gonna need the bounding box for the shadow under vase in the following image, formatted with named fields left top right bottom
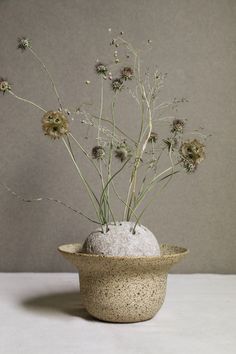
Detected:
left=21, top=288, right=95, bottom=321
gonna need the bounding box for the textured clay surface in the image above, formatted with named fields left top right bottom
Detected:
left=82, top=222, right=160, bottom=256
left=58, top=243, right=188, bottom=323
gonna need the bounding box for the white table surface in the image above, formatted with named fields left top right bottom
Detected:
left=0, top=273, right=235, bottom=354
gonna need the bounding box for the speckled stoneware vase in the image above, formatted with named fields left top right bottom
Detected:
left=58, top=243, right=188, bottom=323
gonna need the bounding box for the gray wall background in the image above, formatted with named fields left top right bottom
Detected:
left=0, top=0, right=235, bottom=273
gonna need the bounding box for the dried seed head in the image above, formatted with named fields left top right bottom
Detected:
left=42, top=111, right=69, bottom=139
left=95, top=63, right=108, bottom=75
left=179, top=139, right=205, bottom=173
left=17, top=37, right=31, bottom=51
left=91, top=145, right=105, bottom=160
left=171, top=119, right=185, bottom=133
left=0, top=78, right=11, bottom=94
left=148, top=132, right=158, bottom=143
left=121, top=67, right=134, bottom=81
left=111, top=78, right=123, bottom=92
left=115, top=143, right=131, bottom=162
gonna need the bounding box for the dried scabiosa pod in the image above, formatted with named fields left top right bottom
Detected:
left=179, top=139, right=205, bottom=173
left=42, top=111, right=69, bottom=139
left=111, top=78, right=123, bottom=92
left=121, top=67, right=133, bottom=81
left=148, top=132, right=158, bottom=143
left=0, top=78, right=11, bottom=94
left=115, top=142, right=131, bottom=162
left=171, top=119, right=185, bottom=133
left=17, top=37, right=31, bottom=51
left=95, top=63, right=108, bottom=76
left=92, top=146, right=105, bottom=160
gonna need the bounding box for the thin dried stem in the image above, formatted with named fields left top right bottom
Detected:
left=0, top=182, right=100, bottom=225
left=131, top=165, right=175, bottom=216
left=97, top=77, right=104, bottom=143
left=89, top=114, right=137, bottom=145
left=69, top=133, right=112, bottom=222
left=106, top=93, right=117, bottom=223
left=9, top=91, right=46, bottom=113
left=123, top=54, right=144, bottom=220
left=69, top=133, right=102, bottom=180
left=29, top=47, right=63, bottom=110
left=126, top=81, right=153, bottom=221
left=100, top=158, right=131, bottom=212
left=110, top=180, right=139, bottom=222
left=62, top=137, right=102, bottom=224
left=96, top=77, right=107, bottom=218
left=133, top=169, right=179, bottom=232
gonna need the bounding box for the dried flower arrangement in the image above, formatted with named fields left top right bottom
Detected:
left=1, top=32, right=209, bottom=256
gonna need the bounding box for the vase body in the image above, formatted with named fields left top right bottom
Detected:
left=58, top=243, right=188, bottom=323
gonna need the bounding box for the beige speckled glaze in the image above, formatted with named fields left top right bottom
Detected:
left=58, top=243, right=188, bottom=323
